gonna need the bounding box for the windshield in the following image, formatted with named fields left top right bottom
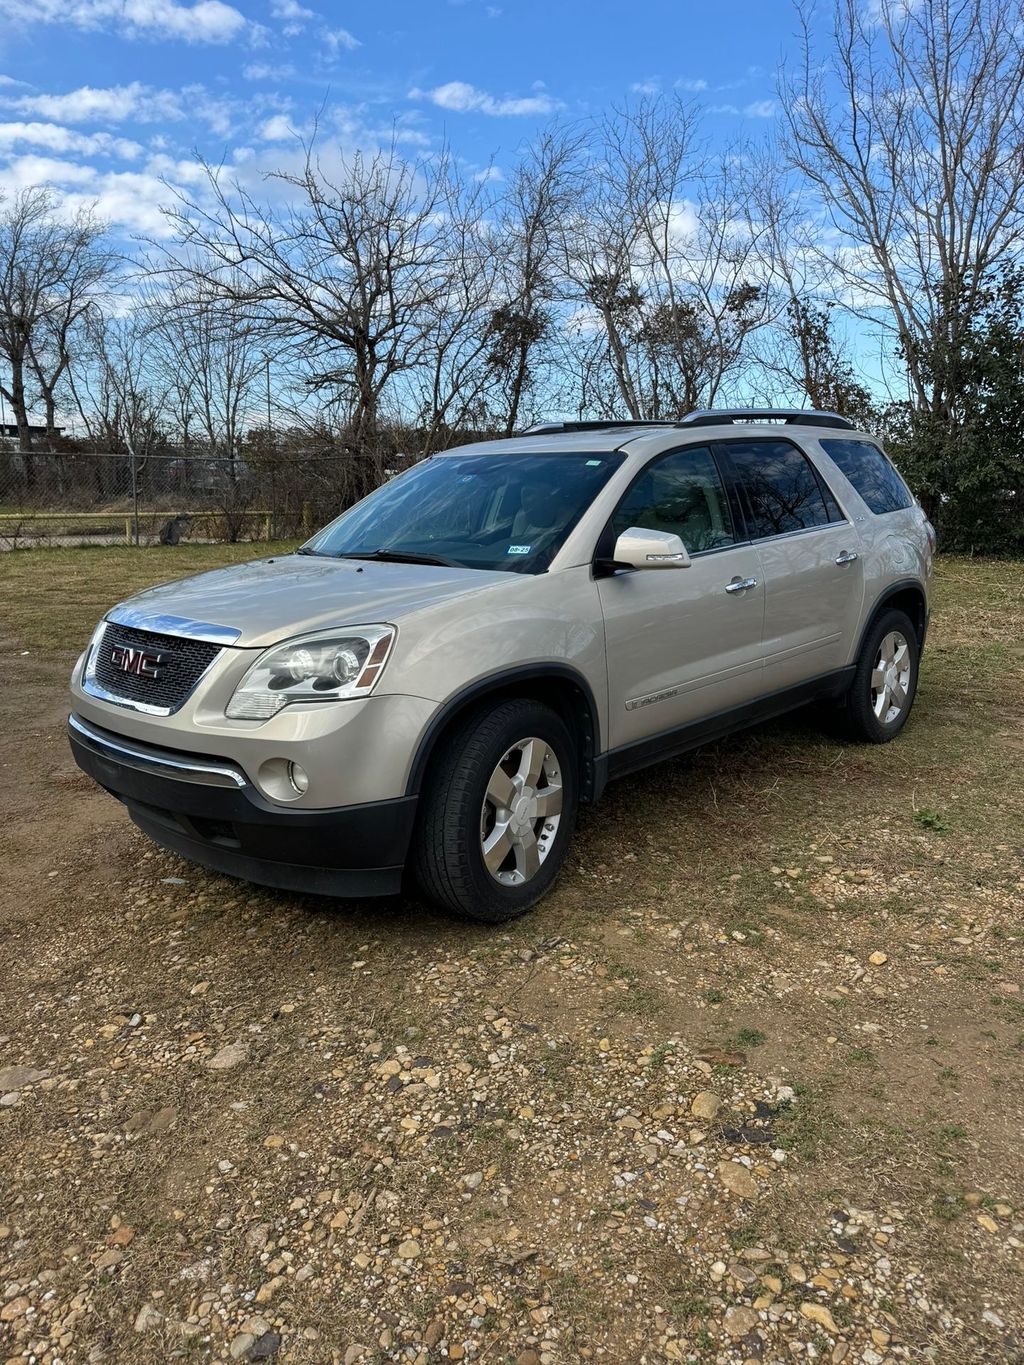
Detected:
left=301, top=451, right=625, bottom=573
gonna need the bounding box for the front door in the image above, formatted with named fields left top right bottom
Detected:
left=597, top=444, right=765, bottom=750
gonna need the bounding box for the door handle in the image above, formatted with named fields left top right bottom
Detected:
left=725, top=577, right=758, bottom=593
left=835, top=551, right=859, bottom=565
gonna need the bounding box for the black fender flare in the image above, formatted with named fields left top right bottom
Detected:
left=853, top=578, right=929, bottom=661
left=406, top=663, right=603, bottom=801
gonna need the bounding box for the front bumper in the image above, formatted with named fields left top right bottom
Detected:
left=69, top=713, right=417, bottom=897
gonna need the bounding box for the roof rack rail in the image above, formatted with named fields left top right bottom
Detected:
left=522, top=419, right=675, bottom=435
left=677, top=408, right=855, bottom=430
left=522, top=410, right=856, bottom=436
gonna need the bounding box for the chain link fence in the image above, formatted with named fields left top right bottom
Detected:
left=0, top=445, right=399, bottom=549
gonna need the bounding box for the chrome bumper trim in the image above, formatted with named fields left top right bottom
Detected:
left=68, top=713, right=248, bottom=789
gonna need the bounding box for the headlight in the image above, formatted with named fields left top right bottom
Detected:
left=79, top=619, right=108, bottom=685
left=225, top=625, right=396, bottom=720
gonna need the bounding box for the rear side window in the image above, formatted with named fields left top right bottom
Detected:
left=819, top=439, right=913, bottom=515
left=723, top=439, right=839, bottom=540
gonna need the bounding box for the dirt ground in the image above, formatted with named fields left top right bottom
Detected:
left=1, top=546, right=1022, bottom=1365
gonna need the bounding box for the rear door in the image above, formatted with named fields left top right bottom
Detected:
left=717, top=437, right=865, bottom=690
left=596, top=443, right=765, bottom=749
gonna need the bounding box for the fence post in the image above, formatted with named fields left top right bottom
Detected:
left=125, top=516, right=131, bottom=545
left=264, top=511, right=271, bottom=541
left=302, top=502, right=312, bottom=536
left=130, top=448, right=140, bottom=547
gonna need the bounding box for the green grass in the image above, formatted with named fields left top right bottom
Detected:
left=845, top=1047, right=878, bottom=1067
left=0, top=539, right=301, bottom=653
left=914, top=807, right=949, bottom=832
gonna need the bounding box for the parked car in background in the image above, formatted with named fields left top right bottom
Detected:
left=69, top=409, right=934, bottom=920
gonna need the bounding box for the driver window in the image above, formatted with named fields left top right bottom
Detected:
left=611, top=447, right=735, bottom=554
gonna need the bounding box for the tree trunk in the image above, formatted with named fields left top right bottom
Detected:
left=600, top=310, right=641, bottom=419
left=6, top=360, right=34, bottom=486
left=504, top=334, right=531, bottom=436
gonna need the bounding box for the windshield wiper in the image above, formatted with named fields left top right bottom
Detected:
left=294, top=546, right=320, bottom=556
left=337, top=548, right=458, bottom=568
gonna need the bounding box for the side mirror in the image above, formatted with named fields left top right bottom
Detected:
left=612, top=526, right=691, bottom=570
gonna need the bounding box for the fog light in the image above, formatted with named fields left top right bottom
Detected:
left=256, top=757, right=310, bottom=803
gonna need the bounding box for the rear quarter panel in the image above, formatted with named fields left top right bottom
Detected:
left=807, top=438, right=932, bottom=663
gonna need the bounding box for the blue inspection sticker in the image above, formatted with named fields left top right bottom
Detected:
left=507, top=544, right=532, bottom=555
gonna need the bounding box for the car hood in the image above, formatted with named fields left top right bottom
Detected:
left=109, top=554, right=514, bottom=649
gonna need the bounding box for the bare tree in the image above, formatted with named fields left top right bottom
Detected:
left=71, top=310, right=169, bottom=461
left=162, top=137, right=462, bottom=453
left=486, top=128, right=585, bottom=434
left=781, top=0, right=1024, bottom=416
left=561, top=101, right=681, bottom=418
left=149, top=277, right=267, bottom=475
left=411, top=187, right=504, bottom=454
left=0, top=189, right=116, bottom=471
left=64, top=308, right=171, bottom=540
left=563, top=100, right=768, bottom=419
left=744, top=152, right=868, bottom=414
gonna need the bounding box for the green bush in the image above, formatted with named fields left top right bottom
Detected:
left=886, top=267, right=1024, bottom=557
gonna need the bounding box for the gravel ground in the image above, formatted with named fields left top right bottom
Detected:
left=1, top=548, right=1022, bottom=1365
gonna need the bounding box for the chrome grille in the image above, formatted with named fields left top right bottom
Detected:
left=91, top=622, right=221, bottom=712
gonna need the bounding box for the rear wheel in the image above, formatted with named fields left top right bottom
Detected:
left=413, top=698, right=578, bottom=921
left=843, top=608, right=919, bottom=742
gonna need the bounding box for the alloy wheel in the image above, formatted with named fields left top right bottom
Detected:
left=479, top=736, right=563, bottom=886
left=871, top=629, right=912, bottom=724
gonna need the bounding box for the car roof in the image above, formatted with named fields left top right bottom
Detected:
left=441, top=420, right=870, bottom=460
left=439, top=430, right=651, bottom=456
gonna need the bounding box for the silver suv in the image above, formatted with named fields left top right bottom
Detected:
left=69, top=410, right=933, bottom=921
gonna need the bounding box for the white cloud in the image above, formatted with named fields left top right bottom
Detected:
left=676, top=77, right=708, bottom=93
left=143, top=150, right=218, bottom=184
left=270, top=0, right=312, bottom=35
left=271, top=0, right=312, bottom=18
left=0, top=120, right=142, bottom=157
left=473, top=164, right=503, bottom=182
left=630, top=79, right=660, bottom=96
left=183, top=86, right=239, bottom=138
left=3, top=81, right=240, bottom=136
left=242, top=61, right=296, bottom=80
left=709, top=103, right=740, bottom=115
left=0, top=153, right=158, bottom=232
left=322, top=26, right=360, bottom=51
left=0, top=0, right=250, bottom=43
left=63, top=172, right=180, bottom=235
left=665, top=199, right=700, bottom=245
left=743, top=99, right=776, bottom=118
left=0, top=154, right=99, bottom=190
left=6, top=82, right=184, bottom=123
left=258, top=113, right=298, bottom=140
left=409, top=80, right=558, bottom=117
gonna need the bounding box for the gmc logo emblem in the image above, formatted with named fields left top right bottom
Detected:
left=110, top=644, right=166, bottom=679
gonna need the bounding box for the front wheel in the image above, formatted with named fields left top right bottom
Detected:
left=842, top=608, right=920, bottom=743
left=413, top=698, right=578, bottom=921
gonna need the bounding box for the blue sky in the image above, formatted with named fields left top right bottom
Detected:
left=0, top=0, right=793, bottom=241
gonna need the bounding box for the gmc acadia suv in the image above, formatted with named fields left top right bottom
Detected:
left=68, top=409, right=933, bottom=921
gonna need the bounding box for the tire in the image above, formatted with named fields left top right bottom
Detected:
left=842, top=608, right=920, bottom=743
left=413, top=698, right=579, bottom=921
